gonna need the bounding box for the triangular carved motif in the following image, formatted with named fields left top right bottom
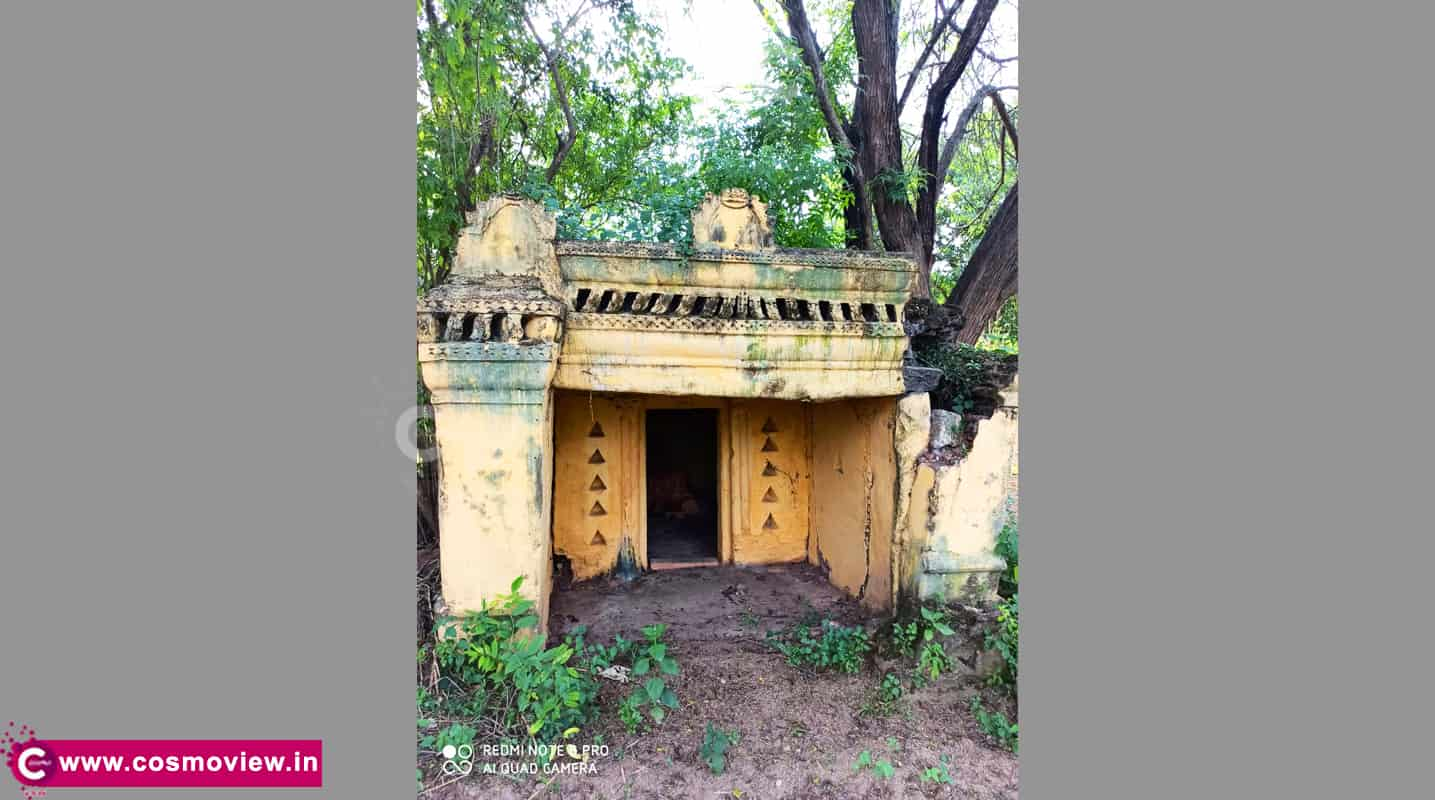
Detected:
left=588, top=421, right=605, bottom=438
left=761, top=437, right=779, bottom=452
left=588, top=449, right=606, bottom=464
left=762, top=513, right=779, bottom=530
left=761, top=417, right=779, bottom=433
left=762, top=461, right=779, bottom=477
left=589, top=475, right=607, bottom=491
left=761, top=487, right=778, bottom=503
left=590, top=501, right=607, bottom=516
left=590, top=530, right=606, bottom=546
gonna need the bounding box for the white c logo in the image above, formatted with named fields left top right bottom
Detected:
left=17, top=746, right=49, bottom=781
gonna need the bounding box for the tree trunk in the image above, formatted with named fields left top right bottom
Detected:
left=945, top=182, right=1017, bottom=343
left=851, top=0, right=922, bottom=268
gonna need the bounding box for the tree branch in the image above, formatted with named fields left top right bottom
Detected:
left=897, top=1, right=965, bottom=115
left=914, top=0, right=998, bottom=259
left=935, top=85, right=1014, bottom=188
left=991, top=92, right=1017, bottom=159
left=781, top=0, right=873, bottom=246
left=523, top=9, right=581, bottom=183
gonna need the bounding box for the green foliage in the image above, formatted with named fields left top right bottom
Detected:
left=879, top=672, right=905, bottom=703
left=995, top=509, right=1019, bottom=598
left=416, top=0, right=693, bottom=290
left=631, top=623, right=680, bottom=677
left=969, top=696, right=1019, bottom=753
left=618, top=624, right=680, bottom=732
left=911, top=340, right=1017, bottom=416
left=859, top=672, right=906, bottom=718
left=699, top=724, right=741, bottom=775
left=975, top=295, right=1019, bottom=353
left=851, top=749, right=893, bottom=778
left=420, top=722, right=477, bottom=754
left=921, top=756, right=957, bottom=785
left=766, top=619, right=872, bottom=674
left=918, top=641, right=954, bottom=682
left=909, top=607, right=957, bottom=687
left=883, top=605, right=954, bottom=658
left=430, top=576, right=599, bottom=742
left=933, top=105, right=1020, bottom=302
left=984, top=594, right=1019, bottom=691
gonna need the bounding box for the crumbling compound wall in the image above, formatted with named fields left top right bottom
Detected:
left=899, top=374, right=1019, bottom=607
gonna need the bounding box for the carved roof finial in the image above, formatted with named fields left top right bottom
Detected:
left=692, top=188, right=774, bottom=251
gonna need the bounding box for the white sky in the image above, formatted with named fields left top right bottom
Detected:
left=635, top=0, right=1018, bottom=123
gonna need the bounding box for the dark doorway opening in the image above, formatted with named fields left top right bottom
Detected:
left=646, top=409, right=719, bottom=566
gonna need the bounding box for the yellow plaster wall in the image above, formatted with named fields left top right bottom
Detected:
left=551, top=392, right=813, bottom=577
left=730, top=399, right=810, bottom=565
left=430, top=399, right=554, bottom=628
left=552, top=392, right=631, bottom=580
left=810, top=397, right=898, bottom=610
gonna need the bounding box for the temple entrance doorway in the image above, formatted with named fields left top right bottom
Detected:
left=644, top=408, right=720, bottom=567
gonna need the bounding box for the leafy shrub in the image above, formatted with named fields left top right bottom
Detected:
left=885, top=605, right=956, bottom=658
left=984, top=594, right=1018, bottom=690
left=921, top=756, right=957, bottom=784
left=699, top=723, right=740, bottom=774
left=766, top=619, right=872, bottom=674
left=911, top=340, right=1018, bottom=417
left=969, top=696, right=1019, bottom=753
left=859, top=672, right=906, bottom=718
left=420, top=722, right=476, bottom=754
left=995, top=511, right=1018, bottom=598
left=619, top=624, right=681, bottom=731
left=918, top=641, right=954, bottom=682
left=430, top=576, right=600, bottom=741
left=851, top=749, right=893, bottom=778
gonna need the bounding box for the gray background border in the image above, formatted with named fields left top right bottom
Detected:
left=1, top=2, right=415, bottom=798
left=2, top=1, right=1432, bottom=798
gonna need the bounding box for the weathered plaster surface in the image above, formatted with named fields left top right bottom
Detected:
left=891, top=393, right=932, bottom=608
left=419, top=193, right=938, bottom=626
left=810, top=398, right=899, bottom=611
left=905, top=377, right=1019, bottom=607
left=551, top=391, right=811, bottom=579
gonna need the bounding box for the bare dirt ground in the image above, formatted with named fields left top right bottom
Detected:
left=434, top=564, right=1017, bottom=800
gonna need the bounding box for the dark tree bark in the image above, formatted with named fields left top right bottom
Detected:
left=945, top=182, right=1016, bottom=343
left=780, top=0, right=1000, bottom=299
